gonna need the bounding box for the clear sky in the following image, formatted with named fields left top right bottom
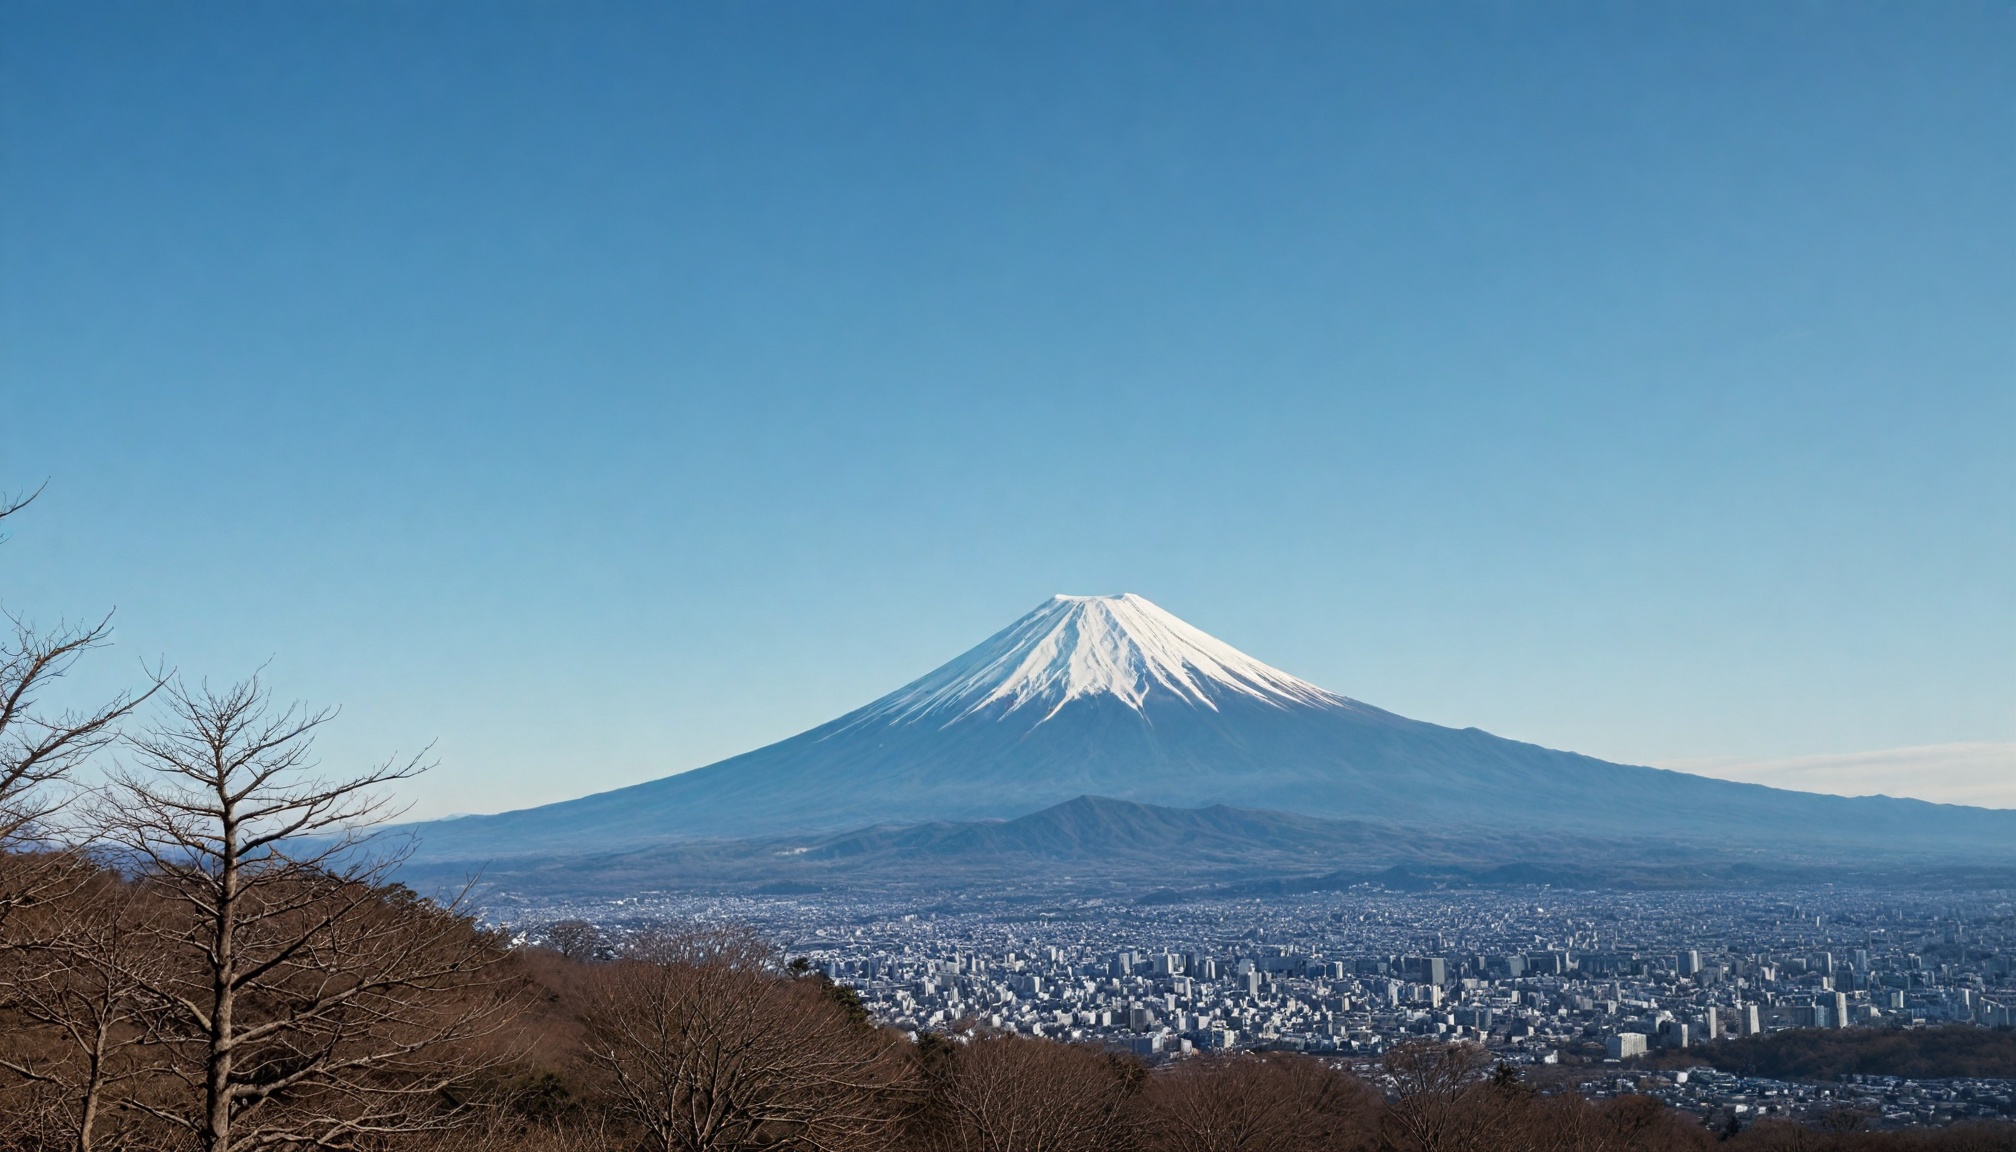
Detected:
left=3, top=1, right=2011, bottom=819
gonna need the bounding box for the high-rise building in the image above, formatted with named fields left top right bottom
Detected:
left=1528, top=952, right=1567, bottom=976
left=1122, top=1032, right=1164, bottom=1055
left=1606, top=1033, right=1648, bottom=1059
left=1679, top=951, right=1702, bottom=977
left=1740, top=1003, right=1762, bottom=1036
left=1405, top=956, right=1448, bottom=985
left=1704, top=1007, right=1719, bottom=1040
left=1832, top=991, right=1851, bottom=1029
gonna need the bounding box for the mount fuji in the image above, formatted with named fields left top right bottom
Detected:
left=400, top=594, right=2016, bottom=877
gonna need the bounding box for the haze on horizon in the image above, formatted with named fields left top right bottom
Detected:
left=1, top=2, right=2009, bottom=819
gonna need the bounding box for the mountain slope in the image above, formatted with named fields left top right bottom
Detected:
left=401, top=594, right=2016, bottom=868
left=396, top=797, right=2016, bottom=902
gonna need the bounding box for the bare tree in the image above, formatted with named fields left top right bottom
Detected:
left=1593, top=1094, right=1713, bottom=1152
left=0, top=866, right=171, bottom=1152
left=543, top=919, right=602, bottom=963
left=0, top=486, right=165, bottom=1150
left=578, top=924, right=912, bottom=1152
left=0, top=605, right=133, bottom=845
left=93, top=676, right=521, bottom=1152
left=1498, top=1091, right=1612, bottom=1152
left=0, top=486, right=156, bottom=930
left=1379, top=1041, right=1511, bottom=1152
left=1134, top=1052, right=1378, bottom=1152
left=923, top=1033, right=1139, bottom=1152
left=400, top=1107, right=625, bottom=1152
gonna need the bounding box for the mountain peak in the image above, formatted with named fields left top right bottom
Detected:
left=399, top=593, right=2016, bottom=868
left=851, top=593, right=1345, bottom=727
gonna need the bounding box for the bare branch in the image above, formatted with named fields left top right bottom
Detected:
left=580, top=929, right=916, bottom=1152
left=77, top=674, right=518, bottom=1152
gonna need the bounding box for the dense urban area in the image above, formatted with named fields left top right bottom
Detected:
left=515, top=885, right=2016, bottom=1131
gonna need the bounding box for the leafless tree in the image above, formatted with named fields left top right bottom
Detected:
left=1134, top=1052, right=1378, bottom=1152
left=1593, top=1093, right=1713, bottom=1152
left=1510, top=1090, right=1623, bottom=1152
left=577, top=924, right=912, bottom=1152
left=923, top=1033, right=1139, bottom=1152
left=620, top=923, right=777, bottom=973
left=0, top=867, right=172, bottom=1152
left=1379, top=1040, right=1510, bottom=1152
left=0, top=603, right=134, bottom=845
left=0, top=486, right=164, bottom=1150
left=0, top=486, right=156, bottom=932
left=543, top=919, right=602, bottom=963
left=92, top=676, right=522, bottom=1152
left=400, top=1108, right=625, bottom=1152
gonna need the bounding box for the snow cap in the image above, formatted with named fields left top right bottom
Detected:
left=857, top=593, right=1343, bottom=726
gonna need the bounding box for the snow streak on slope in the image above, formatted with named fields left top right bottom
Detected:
left=851, top=594, right=1347, bottom=727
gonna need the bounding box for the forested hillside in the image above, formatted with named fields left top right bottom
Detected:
left=1657, top=1027, right=2016, bottom=1083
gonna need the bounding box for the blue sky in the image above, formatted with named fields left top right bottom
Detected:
left=3, top=1, right=2010, bottom=818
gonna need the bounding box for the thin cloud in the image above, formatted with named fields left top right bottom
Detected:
left=1660, top=742, right=2016, bottom=810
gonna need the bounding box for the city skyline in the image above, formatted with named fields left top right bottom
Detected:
left=508, top=878, right=2016, bottom=1128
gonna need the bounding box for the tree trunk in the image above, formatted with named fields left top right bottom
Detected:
left=205, top=831, right=237, bottom=1152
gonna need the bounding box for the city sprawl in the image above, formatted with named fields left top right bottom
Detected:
left=512, top=885, right=2016, bottom=1129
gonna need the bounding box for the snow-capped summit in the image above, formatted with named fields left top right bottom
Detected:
left=396, top=592, right=2016, bottom=867
left=855, top=594, right=1346, bottom=727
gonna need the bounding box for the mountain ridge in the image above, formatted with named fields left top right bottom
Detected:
left=394, top=795, right=2016, bottom=903
left=397, top=594, right=2016, bottom=875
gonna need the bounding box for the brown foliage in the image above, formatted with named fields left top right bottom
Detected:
left=1133, top=1051, right=1378, bottom=1152
left=0, top=867, right=172, bottom=1152
left=920, top=1033, right=1138, bottom=1152
left=1588, top=1093, right=1713, bottom=1152
left=8, top=894, right=2016, bottom=1152
left=1373, top=1042, right=1720, bottom=1152
left=1668, top=1028, right=2016, bottom=1083
left=577, top=925, right=912, bottom=1152
left=1379, top=1040, right=1512, bottom=1152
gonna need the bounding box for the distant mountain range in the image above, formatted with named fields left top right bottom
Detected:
left=396, top=594, right=2016, bottom=894
left=398, top=795, right=2016, bottom=902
